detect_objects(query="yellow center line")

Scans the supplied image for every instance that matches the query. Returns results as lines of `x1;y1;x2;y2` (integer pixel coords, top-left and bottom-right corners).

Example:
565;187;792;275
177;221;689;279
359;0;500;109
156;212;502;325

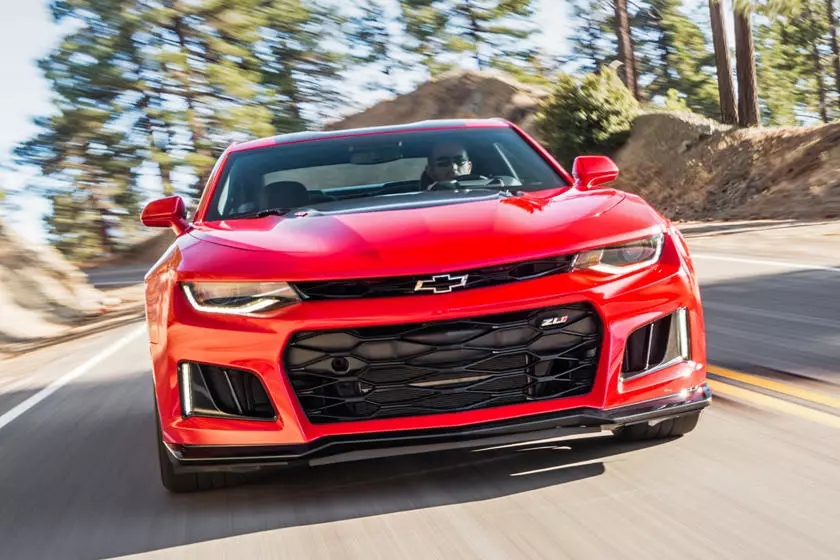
708;379;840;430
708;365;840;410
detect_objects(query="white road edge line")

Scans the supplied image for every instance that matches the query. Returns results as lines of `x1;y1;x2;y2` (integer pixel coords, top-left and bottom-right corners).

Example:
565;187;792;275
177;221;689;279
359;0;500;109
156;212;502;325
0;324;147;433
691;253;840;273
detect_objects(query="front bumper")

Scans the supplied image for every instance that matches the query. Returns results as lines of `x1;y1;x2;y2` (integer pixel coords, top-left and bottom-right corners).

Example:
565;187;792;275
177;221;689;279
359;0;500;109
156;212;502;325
148;228;708;450
163;383;711;473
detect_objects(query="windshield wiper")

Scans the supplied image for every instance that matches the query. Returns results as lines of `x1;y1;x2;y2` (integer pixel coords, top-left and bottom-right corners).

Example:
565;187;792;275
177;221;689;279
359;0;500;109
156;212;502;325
230;207;293;220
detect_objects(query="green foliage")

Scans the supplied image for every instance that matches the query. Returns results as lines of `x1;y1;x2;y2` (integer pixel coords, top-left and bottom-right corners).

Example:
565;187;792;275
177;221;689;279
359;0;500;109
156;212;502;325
399;0;541;78
634;0;720;117
755;0;834;125
564;0;616;73
663;88;692;112
15;0;350;261
536;68;640;168
345;0;413;95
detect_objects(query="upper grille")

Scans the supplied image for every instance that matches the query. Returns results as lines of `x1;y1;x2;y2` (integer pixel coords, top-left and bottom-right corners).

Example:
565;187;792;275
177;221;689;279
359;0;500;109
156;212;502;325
292;255;575;300
283;303;602;424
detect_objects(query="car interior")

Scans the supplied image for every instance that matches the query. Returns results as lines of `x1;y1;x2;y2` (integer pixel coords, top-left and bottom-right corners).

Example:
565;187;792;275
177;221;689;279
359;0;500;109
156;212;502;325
208;128;566;220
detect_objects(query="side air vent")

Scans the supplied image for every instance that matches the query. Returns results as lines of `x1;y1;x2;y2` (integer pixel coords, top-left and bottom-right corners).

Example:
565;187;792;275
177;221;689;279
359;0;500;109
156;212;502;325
178;362;275;420
621;309;690;380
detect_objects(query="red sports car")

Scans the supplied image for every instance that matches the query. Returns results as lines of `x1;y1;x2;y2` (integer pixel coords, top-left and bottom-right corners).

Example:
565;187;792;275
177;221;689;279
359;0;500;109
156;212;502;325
141;119;710;492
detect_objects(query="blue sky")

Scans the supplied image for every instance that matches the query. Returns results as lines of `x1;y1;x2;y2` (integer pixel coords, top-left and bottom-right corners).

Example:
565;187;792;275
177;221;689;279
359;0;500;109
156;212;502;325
1;0;719;242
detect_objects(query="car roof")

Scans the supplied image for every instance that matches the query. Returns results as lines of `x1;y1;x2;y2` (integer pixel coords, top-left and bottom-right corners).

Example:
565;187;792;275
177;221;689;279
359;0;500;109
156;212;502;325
229;118;513;153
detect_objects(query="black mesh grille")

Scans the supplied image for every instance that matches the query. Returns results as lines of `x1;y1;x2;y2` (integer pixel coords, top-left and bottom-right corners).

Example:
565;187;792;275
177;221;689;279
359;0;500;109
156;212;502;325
283;303;602;423
292;255;574;300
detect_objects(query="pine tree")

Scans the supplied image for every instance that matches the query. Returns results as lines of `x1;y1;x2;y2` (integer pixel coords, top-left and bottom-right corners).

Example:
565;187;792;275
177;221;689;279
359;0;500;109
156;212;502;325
801;0;831;122
399;0;541;78
14;0;146;259
14;0;349;260
755;0;834;124
346;0;412;96
755;19;803;124
614;0;641;98
252;0;347;127
565;0;616;73
634;0;720;117
734;3;761;126
709;0;738;123
825;0;840;109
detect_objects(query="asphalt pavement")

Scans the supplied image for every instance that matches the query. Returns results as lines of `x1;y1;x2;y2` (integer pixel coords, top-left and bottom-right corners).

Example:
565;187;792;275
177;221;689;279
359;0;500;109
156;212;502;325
1;222;839;559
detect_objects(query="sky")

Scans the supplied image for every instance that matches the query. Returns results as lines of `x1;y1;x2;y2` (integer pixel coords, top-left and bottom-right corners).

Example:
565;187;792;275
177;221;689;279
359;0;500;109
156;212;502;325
0;0;715;242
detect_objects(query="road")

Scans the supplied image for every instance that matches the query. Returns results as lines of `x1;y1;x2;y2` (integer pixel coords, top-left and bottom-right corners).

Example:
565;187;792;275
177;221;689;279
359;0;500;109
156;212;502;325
2;222;839;559
83;265;151;289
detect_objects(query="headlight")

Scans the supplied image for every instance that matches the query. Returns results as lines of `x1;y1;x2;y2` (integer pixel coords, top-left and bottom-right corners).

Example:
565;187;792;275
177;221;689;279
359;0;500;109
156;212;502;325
573;234;664;274
182;281;300;315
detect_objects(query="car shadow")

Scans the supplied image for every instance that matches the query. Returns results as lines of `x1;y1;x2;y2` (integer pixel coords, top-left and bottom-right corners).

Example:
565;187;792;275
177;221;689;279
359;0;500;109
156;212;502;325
0;374;677;560
699;267;840;384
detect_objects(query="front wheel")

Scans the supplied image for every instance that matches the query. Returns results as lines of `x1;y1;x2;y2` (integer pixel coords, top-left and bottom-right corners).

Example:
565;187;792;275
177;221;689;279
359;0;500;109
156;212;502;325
611;411;701;441
155;406;232;493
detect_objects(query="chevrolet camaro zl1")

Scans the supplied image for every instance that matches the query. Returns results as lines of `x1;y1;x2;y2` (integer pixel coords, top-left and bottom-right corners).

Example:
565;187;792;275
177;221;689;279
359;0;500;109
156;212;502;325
141;119;710;492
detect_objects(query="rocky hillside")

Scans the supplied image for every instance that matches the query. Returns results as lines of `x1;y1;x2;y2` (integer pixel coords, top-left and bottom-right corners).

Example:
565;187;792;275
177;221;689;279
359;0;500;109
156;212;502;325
612;112;840;221
0;220;107;343
325;69;550;137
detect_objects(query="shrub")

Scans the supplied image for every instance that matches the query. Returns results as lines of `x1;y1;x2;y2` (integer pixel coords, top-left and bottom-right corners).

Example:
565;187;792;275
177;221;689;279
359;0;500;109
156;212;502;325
536;67;640;168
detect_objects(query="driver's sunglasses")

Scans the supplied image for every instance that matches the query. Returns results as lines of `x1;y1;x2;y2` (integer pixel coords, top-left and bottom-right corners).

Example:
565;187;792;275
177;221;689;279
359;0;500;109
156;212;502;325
435;155;468;167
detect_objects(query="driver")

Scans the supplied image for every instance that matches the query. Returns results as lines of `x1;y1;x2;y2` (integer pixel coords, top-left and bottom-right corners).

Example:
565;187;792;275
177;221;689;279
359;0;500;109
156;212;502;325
424;141;473;187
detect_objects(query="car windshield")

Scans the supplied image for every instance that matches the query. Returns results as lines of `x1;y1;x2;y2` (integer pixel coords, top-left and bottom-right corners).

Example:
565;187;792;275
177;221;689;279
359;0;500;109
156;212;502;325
205;126;568;221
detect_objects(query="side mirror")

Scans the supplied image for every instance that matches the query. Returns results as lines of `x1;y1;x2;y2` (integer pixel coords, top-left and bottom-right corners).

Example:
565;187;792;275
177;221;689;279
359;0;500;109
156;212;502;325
141;196;189;235
572;155;619;189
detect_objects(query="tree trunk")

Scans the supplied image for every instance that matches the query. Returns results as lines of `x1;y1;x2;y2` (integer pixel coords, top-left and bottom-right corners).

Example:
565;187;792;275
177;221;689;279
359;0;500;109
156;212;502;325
614;0;640;99
826;0;840;110
139;90;175;197
734;9;760;126
655;12;671;94
467;2;483;70
805;2;830;122
172;16;214;190
158;159;174;196
89;192;113;255
709;0;738;124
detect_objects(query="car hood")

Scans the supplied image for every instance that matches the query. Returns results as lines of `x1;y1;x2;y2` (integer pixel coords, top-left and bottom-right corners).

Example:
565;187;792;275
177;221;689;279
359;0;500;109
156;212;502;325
182;190;664;281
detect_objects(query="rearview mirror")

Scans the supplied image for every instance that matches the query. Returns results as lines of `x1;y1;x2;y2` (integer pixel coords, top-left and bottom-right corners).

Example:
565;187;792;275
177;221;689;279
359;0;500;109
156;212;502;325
141;196;189;235
349;143;402;165
572;156;619;189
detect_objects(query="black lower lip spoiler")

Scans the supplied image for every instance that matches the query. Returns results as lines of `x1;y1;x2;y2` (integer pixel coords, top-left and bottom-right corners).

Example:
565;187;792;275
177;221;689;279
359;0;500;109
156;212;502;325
165;384;711;473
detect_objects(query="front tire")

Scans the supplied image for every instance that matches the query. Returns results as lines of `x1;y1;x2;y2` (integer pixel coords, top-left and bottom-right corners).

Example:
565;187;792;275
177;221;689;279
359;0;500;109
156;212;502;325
155;406;232;493
612;411;701;441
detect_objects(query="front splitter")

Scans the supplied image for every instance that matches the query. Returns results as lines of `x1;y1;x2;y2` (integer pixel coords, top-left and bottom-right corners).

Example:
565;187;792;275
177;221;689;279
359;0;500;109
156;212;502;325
165;384;711;473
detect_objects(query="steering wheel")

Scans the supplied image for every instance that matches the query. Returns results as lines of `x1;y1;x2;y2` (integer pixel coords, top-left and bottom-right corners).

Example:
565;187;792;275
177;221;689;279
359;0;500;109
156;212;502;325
426;174;489;191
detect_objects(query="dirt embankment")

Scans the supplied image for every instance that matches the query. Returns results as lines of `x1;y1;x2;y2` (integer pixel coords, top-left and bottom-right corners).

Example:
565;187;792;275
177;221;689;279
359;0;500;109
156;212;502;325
324;69;550;137
0;220;107;343
612;112;840;221
328;71;840;221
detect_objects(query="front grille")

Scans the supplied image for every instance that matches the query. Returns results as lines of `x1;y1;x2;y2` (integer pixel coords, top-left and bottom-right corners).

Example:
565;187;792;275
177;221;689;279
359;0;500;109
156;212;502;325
292;255;574;300
283;303;602;424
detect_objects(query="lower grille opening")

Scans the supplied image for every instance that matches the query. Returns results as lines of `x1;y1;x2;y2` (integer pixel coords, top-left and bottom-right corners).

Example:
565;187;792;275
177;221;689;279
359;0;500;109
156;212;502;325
179;362;275;420
621;308;689;380
283;303;602;424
